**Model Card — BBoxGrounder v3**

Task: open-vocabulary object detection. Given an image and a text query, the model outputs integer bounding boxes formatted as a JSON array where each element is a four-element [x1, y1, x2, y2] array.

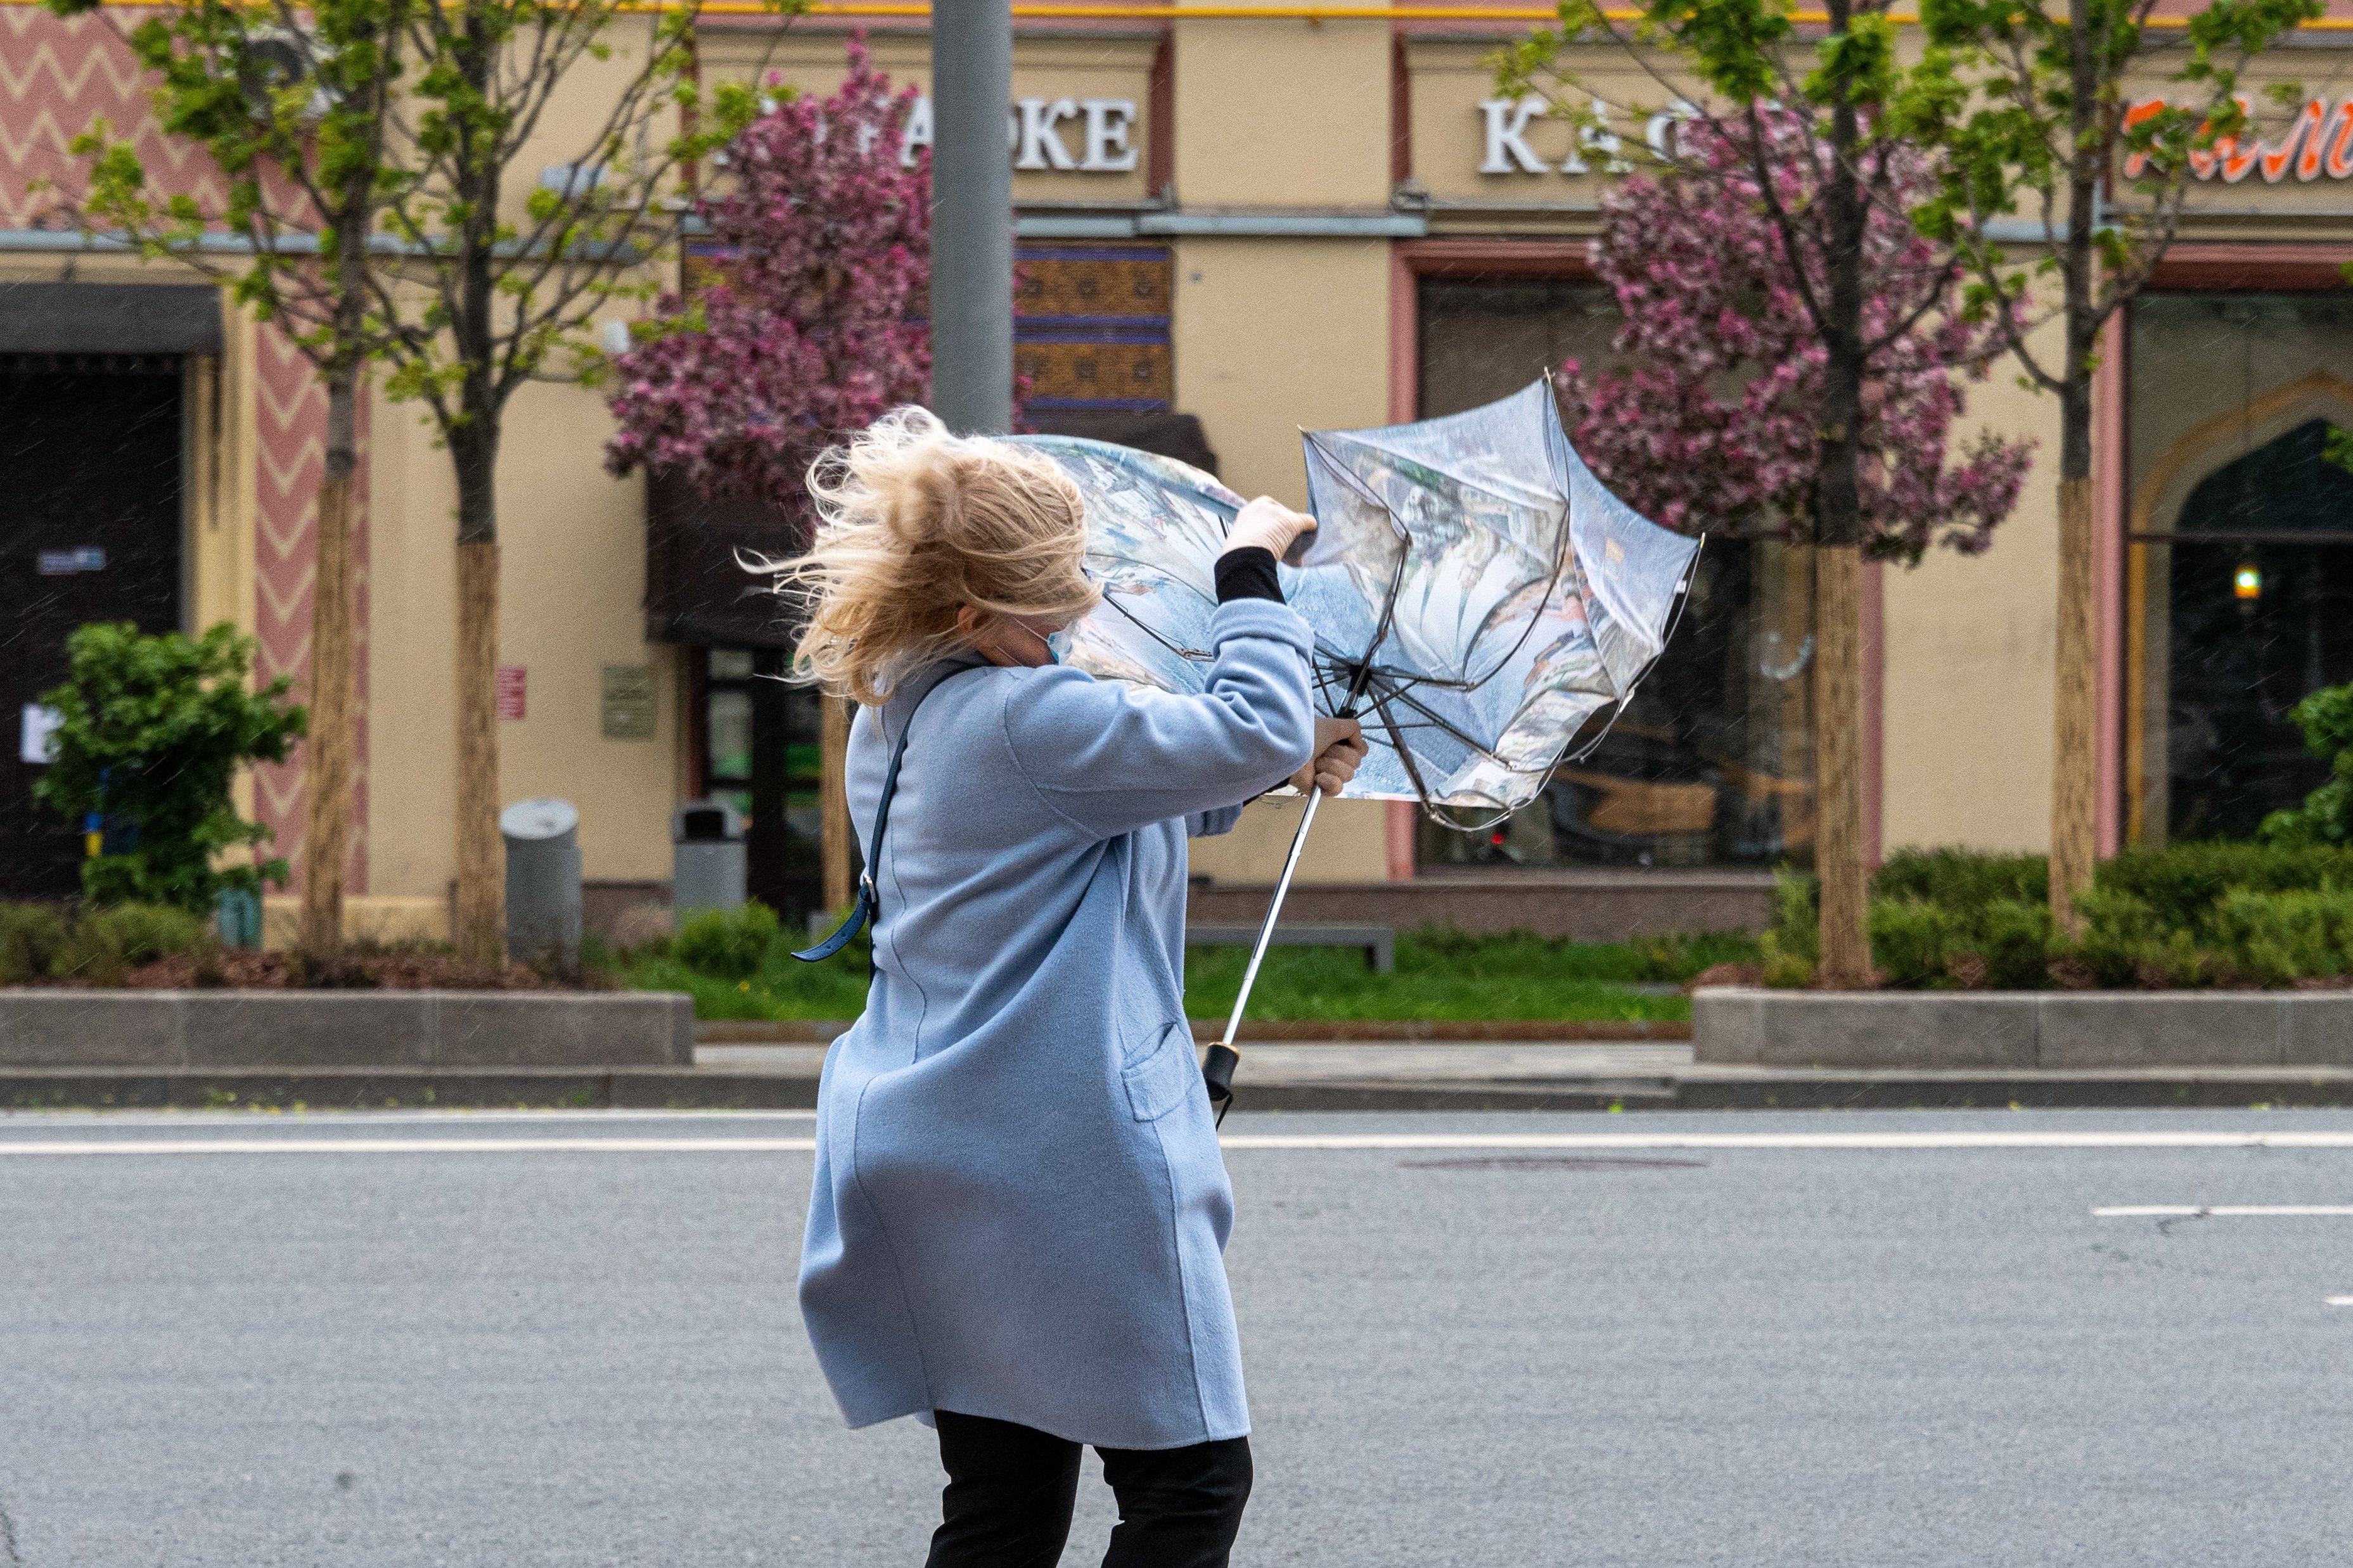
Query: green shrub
[[2096, 842, 2353, 941], [0, 903, 71, 985], [1975, 898, 2054, 990], [1869, 898, 1956, 988], [1875, 848, 2047, 912], [31, 622, 305, 911], [2260, 682, 2353, 847], [54, 903, 206, 985], [2211, 888, 2353, 984], [1758, 929, 1815, 988], [672, 901, 783, 981], [1767, 869, 1819, 962]]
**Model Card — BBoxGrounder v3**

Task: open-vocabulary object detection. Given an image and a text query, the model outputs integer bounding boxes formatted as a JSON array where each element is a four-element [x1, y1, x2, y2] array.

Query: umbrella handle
[[1205, 786, 1324, 1112]]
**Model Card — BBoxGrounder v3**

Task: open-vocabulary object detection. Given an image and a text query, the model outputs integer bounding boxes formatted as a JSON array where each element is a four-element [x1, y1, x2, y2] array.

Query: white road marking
[[0, 1138, 819, 1156], [2328, 1297, 2353, 1306], [0, 1109, 817, 1126], [5, 1128, 2353, 1156], [2093, 1206, 2353, 1218]]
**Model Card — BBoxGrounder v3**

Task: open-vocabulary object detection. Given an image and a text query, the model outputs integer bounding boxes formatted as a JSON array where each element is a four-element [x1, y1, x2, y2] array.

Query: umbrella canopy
[[1016, 378, 1701, 823]]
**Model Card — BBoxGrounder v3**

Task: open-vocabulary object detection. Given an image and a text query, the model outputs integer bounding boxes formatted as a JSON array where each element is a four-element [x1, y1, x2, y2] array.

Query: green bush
[[1869, 898, 1955, 988], [0, 903, 72, 985], [2261, 682, 2353, 848], [672, 901, 783, 981], [1874, 848, 2047, 912], [1975, 898, 2054, 990], [2210, 888, 2353, 984], [2096, 842, 2353, 941], [54, 903, 207, 985], [32, 622, 305, 911]]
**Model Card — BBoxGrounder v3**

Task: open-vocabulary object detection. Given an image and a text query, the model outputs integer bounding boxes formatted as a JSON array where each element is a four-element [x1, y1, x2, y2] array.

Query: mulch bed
[[115, 950, 614, 991]]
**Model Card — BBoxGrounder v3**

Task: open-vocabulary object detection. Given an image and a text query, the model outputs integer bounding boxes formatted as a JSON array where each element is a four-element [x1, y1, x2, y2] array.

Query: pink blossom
[[1560, 115, 2032, 561], [603, 35, 933, 531]]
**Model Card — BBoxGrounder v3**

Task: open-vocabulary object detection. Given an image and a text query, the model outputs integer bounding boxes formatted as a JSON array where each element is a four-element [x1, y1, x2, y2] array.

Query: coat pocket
[[1121, 1023, 1199, 1122]]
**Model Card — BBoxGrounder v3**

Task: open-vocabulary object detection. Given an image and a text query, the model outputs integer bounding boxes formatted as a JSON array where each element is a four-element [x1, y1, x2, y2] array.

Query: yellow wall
[[1172, 13, 1390, 209], [364, 375, 680, 898], [1167, 235, 1394, 883], [1878, 313, 2065, 855]]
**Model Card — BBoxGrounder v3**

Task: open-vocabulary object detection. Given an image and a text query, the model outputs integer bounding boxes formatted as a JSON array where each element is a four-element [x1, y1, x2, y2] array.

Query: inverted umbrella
[[1013, 378, 1702, 1100]]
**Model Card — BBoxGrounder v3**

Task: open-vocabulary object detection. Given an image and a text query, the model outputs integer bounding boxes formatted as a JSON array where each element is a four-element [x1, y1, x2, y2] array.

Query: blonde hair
[[779, 407, 1099, 705]]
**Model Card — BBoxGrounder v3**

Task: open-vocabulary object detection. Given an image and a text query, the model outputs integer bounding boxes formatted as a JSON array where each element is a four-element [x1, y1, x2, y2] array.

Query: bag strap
[[792, 663, 974, 963]]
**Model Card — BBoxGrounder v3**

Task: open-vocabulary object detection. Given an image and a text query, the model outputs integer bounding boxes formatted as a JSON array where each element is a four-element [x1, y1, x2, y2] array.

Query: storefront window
[[2125, 295, 2353, 846], [700, 647, 829, 919], [1414, 278, 1817, 869]]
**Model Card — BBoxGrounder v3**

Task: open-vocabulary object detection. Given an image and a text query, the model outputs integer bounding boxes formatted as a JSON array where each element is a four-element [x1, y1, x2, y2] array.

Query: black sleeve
[[1214, 546, 1283, 604]]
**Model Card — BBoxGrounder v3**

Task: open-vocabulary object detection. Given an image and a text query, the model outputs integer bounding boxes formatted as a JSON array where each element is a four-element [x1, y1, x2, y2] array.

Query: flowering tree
[[1552, 112, 2031, 983], [605, 35, 929, 532], [1561, 117, 2030, 560]]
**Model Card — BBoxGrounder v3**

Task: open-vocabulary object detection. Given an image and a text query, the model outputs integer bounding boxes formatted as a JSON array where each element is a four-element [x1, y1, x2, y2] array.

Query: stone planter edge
[[0, 988, 695, 1069], [1693, 986, 2353, 1069]]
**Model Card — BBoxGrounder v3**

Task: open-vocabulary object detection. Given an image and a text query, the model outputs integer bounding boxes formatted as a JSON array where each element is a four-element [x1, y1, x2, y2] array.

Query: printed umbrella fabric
[[1013, 378, 1701, 820]]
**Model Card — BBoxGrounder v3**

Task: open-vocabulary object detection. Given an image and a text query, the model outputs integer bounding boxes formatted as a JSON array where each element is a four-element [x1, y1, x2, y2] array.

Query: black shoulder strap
[[792, 662, 977, 962]]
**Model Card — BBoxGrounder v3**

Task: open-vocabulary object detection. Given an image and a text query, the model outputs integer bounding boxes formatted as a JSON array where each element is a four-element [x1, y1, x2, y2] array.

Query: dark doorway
[[698, 647, 826, 926], [2164, 417, 2353, 841], [0, 357, 186, 898]]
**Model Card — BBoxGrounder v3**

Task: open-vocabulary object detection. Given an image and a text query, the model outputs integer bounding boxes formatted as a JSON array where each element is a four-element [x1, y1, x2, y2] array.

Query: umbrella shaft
[[1218, 787, 1323, 1052]]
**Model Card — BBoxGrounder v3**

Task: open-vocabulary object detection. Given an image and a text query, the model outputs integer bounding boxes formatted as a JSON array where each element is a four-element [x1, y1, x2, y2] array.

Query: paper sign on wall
[[601, 664, 657, 741], [19, 704, 60, 764]]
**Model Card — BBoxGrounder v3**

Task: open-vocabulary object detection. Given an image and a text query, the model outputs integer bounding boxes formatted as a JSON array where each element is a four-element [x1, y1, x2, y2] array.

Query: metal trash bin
[[502, 797, 582, 969], [672, 800, 747, 917]]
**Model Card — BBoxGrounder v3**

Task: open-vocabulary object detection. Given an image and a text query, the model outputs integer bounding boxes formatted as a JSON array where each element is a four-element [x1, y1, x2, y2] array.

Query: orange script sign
[[2125, 96, 2353, 183]]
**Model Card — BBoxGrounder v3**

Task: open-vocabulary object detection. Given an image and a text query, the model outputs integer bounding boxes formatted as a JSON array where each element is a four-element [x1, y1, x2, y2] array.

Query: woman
[[788, 408, 1364, 1568]]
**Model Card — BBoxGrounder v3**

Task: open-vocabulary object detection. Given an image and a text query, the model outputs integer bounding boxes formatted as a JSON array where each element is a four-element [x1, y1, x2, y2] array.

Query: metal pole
[[930, 0, 1013, 435], [1200, 788, 1321, 1107]]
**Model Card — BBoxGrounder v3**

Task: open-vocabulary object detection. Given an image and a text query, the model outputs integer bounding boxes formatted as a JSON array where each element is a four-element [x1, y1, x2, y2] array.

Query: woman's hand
[[1225, 496, 1316, 563], [1290, 717, 1368, 798]]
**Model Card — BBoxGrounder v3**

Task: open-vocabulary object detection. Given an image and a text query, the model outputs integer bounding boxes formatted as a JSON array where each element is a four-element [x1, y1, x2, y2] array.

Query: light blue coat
[[798, 598, 1317, 1451]]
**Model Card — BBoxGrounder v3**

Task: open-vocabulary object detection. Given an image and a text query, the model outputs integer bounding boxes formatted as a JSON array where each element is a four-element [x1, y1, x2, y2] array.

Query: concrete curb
[[0, 990, 697, 1070], [1693, 987, 2353, 1069], [11, 1064, 2353, 1112]]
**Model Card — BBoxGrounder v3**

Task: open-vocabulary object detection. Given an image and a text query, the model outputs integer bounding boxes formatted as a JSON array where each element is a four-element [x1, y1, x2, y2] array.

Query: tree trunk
[[1809, 14, 1874, 989], [1814, 544, 1869, 986], [821, 694, 854, 913], [299, 368, 361, 962], [2047, 0, 2104, 934], [454, 537, 502, 967], [2049, 471, 2098, 935]]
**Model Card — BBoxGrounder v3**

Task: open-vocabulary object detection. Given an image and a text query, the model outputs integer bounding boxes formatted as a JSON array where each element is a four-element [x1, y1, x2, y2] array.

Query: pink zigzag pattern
[[250, 322, 369, 894], [0, 10, 229, 228]]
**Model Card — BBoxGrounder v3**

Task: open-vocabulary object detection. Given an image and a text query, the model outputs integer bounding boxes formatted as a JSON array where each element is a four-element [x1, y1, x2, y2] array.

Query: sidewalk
[[14, 1038, 2352, 1112]]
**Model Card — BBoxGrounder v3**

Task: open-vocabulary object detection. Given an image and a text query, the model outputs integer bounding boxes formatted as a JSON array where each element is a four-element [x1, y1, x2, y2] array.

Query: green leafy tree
[[34, 623, 307, 912], [56, 0, 798, 966], [2260, 682, 2353, 847], [47, 0, 416, 960], [1901, 0, 2321, 931]]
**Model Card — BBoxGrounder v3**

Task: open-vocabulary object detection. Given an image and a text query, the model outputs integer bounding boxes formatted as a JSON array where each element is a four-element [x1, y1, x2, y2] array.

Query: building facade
[[1, 5, 2348, 936]]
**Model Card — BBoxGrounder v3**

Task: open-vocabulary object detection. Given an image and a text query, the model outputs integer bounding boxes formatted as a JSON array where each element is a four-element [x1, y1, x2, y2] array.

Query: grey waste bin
[[672, 800, 747, 917], [502, 797, 582, 969]]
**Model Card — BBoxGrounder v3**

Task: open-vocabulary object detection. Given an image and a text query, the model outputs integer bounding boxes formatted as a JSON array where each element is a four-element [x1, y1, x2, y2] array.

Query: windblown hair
[[779, 407, 1098, 705]]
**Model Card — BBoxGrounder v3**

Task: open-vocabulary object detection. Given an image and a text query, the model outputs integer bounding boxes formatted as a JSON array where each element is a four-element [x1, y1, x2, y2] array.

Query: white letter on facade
[[1016, 97, 1081, 170], [901, 94, 933, 167], [1478, 97, 1549, 175], [1563, 101, 1627, 175], [1079, 99, 1139, 172]]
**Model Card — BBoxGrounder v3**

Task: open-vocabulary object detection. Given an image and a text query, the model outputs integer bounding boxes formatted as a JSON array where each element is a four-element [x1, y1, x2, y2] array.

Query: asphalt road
[[3, 1107, 2351, 1567]]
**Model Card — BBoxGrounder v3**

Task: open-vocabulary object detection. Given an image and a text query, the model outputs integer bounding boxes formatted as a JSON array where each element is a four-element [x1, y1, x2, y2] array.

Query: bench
[[1186, 921, 1396, 974]]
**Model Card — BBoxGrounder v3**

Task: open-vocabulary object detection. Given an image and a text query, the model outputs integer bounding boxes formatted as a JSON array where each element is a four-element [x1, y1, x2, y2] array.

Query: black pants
[[925, 1410, 1252, 1568]]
